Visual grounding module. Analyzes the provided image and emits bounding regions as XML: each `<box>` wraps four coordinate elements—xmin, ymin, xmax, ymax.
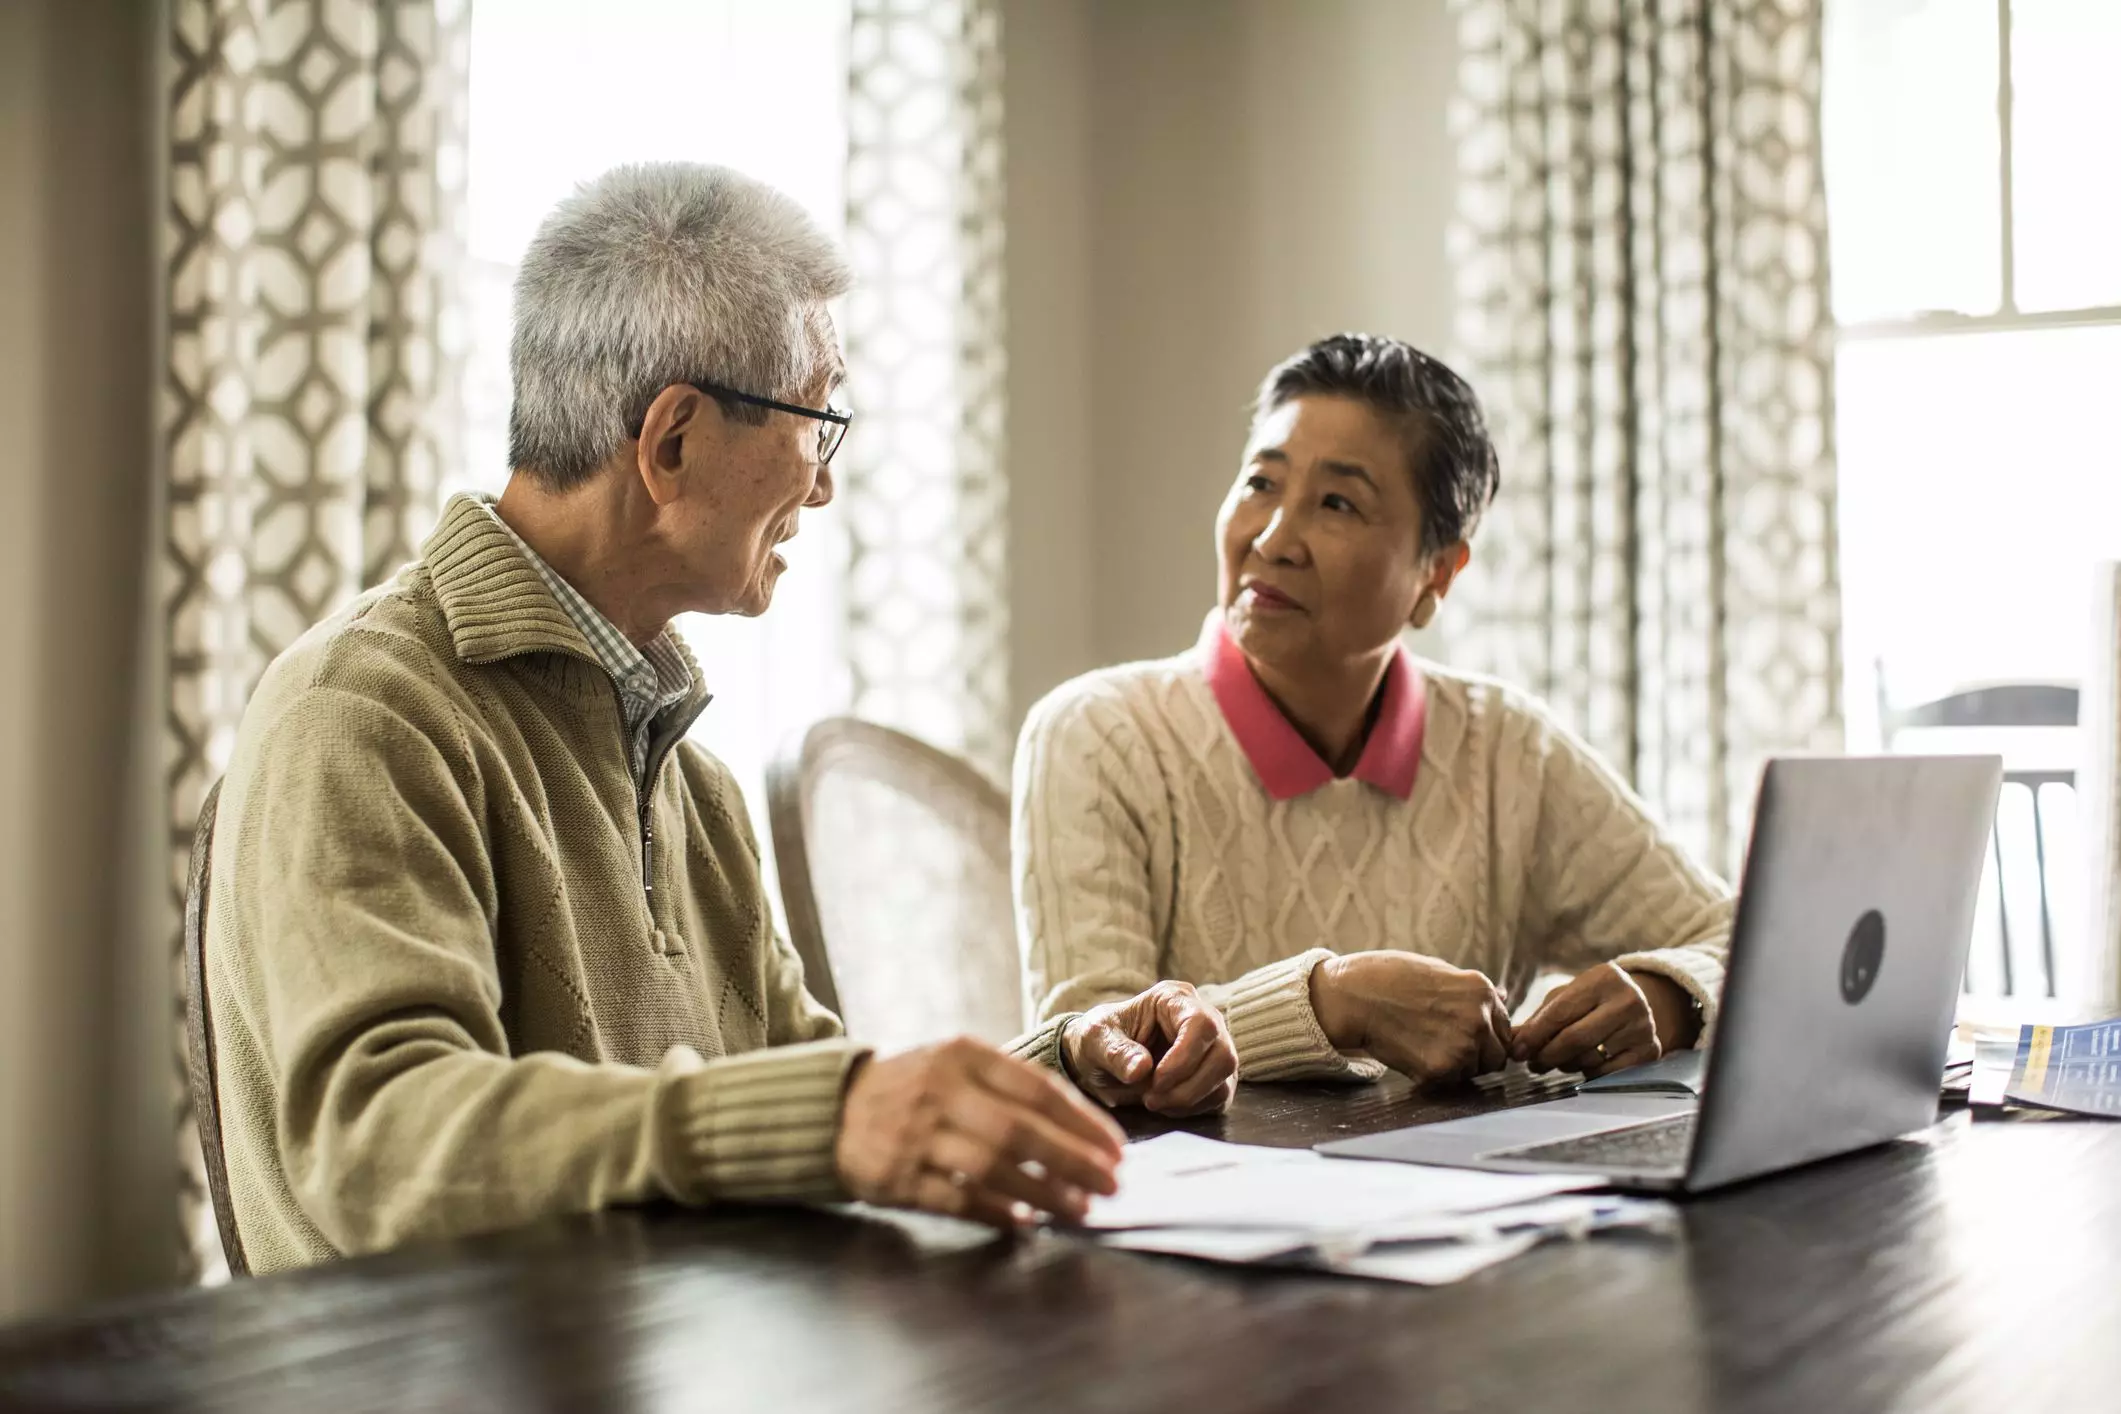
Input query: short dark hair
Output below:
<box><xmin>1253</xmin><ymin>333</ymin><xmax>1500</xmax><ymax>553</ymax></box>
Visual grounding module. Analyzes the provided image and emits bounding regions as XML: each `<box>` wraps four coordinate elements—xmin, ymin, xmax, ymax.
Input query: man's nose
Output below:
<box><xmin>806</xmin><ymin>464</ymin><xmax>835</xmax><ymax>509</ymax></box>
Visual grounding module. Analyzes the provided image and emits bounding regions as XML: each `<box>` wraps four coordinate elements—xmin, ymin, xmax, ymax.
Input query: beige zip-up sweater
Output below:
<box><xmin>212</xmin><ymin>497</ymin><xmax>866</xmax><ymax>1272</ymax></box>
<box><xmin>1014</xmin><ymin>642</ymin><xmax>1733</xmax><ymax>1082</ymax></box>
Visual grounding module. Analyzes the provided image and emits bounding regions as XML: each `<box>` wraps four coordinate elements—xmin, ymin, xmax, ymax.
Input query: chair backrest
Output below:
<box><xmin>767</xmin><ymin>719</ymin><xmax>1025</xmax><ymax>1052</ymax></box>
<box><xmin>1879</xmin><ymin>681</ymin><xmax>2082</xmax><ymax>999</ymax></box>
<box><xmin>182</xmin><ymin>779</ymin><xmax>248</xmax><ymax>1277</ymax></box>
<box><xmin>1879</xmin><ymin>681</ymin><xmax>2081</xmax><ymax>740</ymax></box>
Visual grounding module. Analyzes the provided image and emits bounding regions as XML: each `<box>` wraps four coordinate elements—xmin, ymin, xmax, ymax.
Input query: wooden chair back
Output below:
<box><xmin>767</xmin><ymin>719</ymin><xmax>1024</xmax><ymax>1051</ymax></box>
<box><xmin>182</xmin><ymin>779</ymin><xmax>248</xmax><ymax>1276</ymax></box>
<box><xmin>1880</xmin><ymin>681</ymin><xmax>2082</xmax><ymax>997</ymax></box>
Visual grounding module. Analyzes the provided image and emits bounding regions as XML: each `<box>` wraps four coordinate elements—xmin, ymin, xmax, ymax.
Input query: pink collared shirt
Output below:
<box><xmin>1198</xmin><ymin>610</ymin><xmax>1427</xmax><ymax>802</ymax></box>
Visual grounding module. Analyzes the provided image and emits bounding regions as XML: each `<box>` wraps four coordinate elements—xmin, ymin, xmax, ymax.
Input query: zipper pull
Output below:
<box><xmin>642</xmin><ymin>818</ymin><xmax>655</xmax><ymax>896</ymax></box>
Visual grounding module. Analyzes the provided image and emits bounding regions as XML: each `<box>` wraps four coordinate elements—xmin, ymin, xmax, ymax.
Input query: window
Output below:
<box><xmin>1826</xmin><ymin>0</ymin><xmax>2121</xmax><ymax>997</ymax></box>
<box><xmin>462</xmin><ymin>1</ymin><xmax>853</xmax><ymax>893</ymax></box>
<box><xmin>1828</xmin><ymin>0</ymin><xmax>2121</xmax><ymax>714</ymax></box>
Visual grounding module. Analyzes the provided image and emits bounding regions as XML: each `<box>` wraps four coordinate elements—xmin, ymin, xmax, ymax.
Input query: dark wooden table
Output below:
<box><xmin>3</xmin><ymin>1079</ymin><xmax>2116</xmax><ymax>1414</ymax></box>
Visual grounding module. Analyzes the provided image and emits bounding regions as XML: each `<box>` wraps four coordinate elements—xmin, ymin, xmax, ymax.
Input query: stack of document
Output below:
<box><xmin>1948</xmin><ymin>1014</ymin><xmax>2121</xmax><ymax>1111</ymax></box>
<box><xmin>1079</xmin><ymin>1133</ymin><xmax>1673</xmax><ymax>1286</ymax></box>
<box><xmin>1940</xmin><ymin>1030</ymin><xmax>2019</xmax><ymax>1108</ymax></box>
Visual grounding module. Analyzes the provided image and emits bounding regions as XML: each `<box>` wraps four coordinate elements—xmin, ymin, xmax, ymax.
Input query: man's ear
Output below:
<box><xmin>633</xmin><ymin>384</ymin><xmax>717</xmax><ymax>507</ymax></box>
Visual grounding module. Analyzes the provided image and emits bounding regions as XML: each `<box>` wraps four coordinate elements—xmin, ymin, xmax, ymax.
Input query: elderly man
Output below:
<box><xmin>209</xmin><ymin>163</ymin><xmax>1237</xmax><ymax>1274</ymax></box>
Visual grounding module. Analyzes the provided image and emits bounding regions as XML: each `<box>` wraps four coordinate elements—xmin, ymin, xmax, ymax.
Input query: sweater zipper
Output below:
<box><xmin>638</xmin><ymin>719</ymin><xmax>689</xmax><ymax>903</ymax></box>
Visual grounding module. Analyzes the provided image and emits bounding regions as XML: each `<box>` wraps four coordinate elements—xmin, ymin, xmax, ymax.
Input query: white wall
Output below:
<box><xmin>1001</xmin><ymin>0</ymin><xmax>1100</xmax><ymax>731</ymax></box>
<box><xmin>1004</xmin><ymin>0</ymin><xmax>1461</xmax><ymax>719</ymax></box>
<box><xmin>0</xmin><ymin>0</ymin><xmax>172</xmax><ymax>1321</ymax></box>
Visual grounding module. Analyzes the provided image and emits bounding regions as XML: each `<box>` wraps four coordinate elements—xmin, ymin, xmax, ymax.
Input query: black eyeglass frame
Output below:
<box><xmin>627</xmin><ymin>380</ymin><xmax>852</xmax><ymax>465</ymax></box>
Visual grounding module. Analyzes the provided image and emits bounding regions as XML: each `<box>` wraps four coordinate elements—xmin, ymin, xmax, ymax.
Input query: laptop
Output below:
<box><xmin>1316</xmin><ymin>755</ymin><xmax>2003</xmax><ymax>1194</ymax></box>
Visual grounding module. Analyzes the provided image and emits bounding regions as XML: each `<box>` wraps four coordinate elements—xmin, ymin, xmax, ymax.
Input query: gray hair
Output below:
<box><xmin>507</xmin><ymin>162</ymin><xmax>854</xmax><ymax>488</ymax></box>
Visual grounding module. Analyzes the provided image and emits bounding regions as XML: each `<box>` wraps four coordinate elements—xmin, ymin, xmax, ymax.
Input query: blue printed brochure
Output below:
<box><xmin>2003</xmin><ymin>1018</ymin><xmax>2121</xmax><ymax>1118</ymax></box>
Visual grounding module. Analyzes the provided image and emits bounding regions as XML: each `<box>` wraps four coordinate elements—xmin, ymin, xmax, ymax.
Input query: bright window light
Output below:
<box><xmin>1827</xmin><ymin>0</ymin><xmax>2121</xmax><ymax>1002</ymax></box>
<box><xmin>464</xmin><ymin>0</ymin><xmax>854</xmax><ymax>894</ymax></box>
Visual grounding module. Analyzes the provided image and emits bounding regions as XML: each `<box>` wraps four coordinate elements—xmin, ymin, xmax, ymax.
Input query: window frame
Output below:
<box><xmin>1837</xmin><ymin>0</ymin><xmax>2121</xmax><ymax>344</ymax></box>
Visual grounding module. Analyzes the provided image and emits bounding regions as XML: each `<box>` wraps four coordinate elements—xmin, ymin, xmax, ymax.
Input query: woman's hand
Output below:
<box><xmin>1062</xmin><ymin>981</ymin><xmax>1239</xmax><ymax>1117</ymax></box>
<box><xmin>1513</xmin><ymin>963</ymin><xmax>1696</xmax><ymax>1078</ymax></box>
<box><xmin>1308</xmin><ymin>951</ymin><xmax>1513</xmax><ymax>1086</ymax></box>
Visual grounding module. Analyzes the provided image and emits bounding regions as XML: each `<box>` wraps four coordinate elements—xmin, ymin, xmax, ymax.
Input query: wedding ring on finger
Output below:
<box><xmin>1595</xmin><ymin>1041</ymin><xmax>1609</xmax><ymax>1060</ymax></box>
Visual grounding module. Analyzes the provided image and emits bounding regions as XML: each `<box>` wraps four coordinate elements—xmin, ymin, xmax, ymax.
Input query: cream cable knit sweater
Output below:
<box><xmin>1013</xmin><ymin>644</ymin><xmax>1734</xmax><ymax>1082</ymax></box>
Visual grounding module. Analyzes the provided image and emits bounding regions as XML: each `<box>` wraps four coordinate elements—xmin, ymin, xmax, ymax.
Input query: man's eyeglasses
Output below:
<box><xmin>629</xmin><ymin>380</ymin><xmax>852</xmax><ymax>466</ymax></box>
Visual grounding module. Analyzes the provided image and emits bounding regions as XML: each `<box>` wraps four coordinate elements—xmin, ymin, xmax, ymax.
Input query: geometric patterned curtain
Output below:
<box><xmin>842</xmin><ymin>0</ymin><xmax>1010</xmax><ymax>779</ymax></box>
<box><xmin>164</xmin><ymin>0</ymin><xmax>471</xmax><ymax>1281</ymax></box>
<box><xmin>1444</xmin><ymin>0</ymin><xmax>1842</xmax><ymax>875</ymax></box>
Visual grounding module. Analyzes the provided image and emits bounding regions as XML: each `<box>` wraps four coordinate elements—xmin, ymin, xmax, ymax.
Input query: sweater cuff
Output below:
<box><xmin>1615</xmin><ymin>948</ymin><xmax>1726</xmax><ymax>1047</ymax></box>
<box><xmin>1003</xmin><ymin>1014</ymin><xmax>1077</xmax><ymax>1074</ymax></box>
<box><xmin>655</xmin><ymin>1039</ymin><xmax>868</xmax><ymax>1204</ymax></box>
<box><xmin>1211</xmin><ymin>949</ymin><xmax>1386</xmax><ymax>1084</ymax></box>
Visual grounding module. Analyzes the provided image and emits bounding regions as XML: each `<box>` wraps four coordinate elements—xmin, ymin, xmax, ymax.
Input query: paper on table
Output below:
<box><xmin>1097</xmin><ymin>1225</ymin><xmax>1318</xmax><ymax>1263</ymax></box>
<box><xmin>1104</xmin><ymin>1131</ymin><xmax>1312</xmax><ymax>1181</ymax></box>
<box><xmin>1321</xmin><ymin>1232</ymin><xmax>1545</xmax><ymax>1285</ymax></box>
<box><xmin>1971</xmin><ymin>1039</ymin><xmax>2018</xmax><ymax>1107</ymax></box>
<box><xmin>1095</xmin><ymin>1193</ymin><xmax>1673</xmax><ymax>1267</ymax></box>
<box><xmin>1084</xmin><ymin>1133</ymin><xmax>1600</xmax><ymax>1232</ymax></box>
<box><xmin>1309</xmin><ymin>1192</ymin><xmax>1668</xmax><ymax>1255</ymax></box>
<box><xmin>1098</xmin><ymin>1225</ymin><xmax>1545</xmax><ymax>1283</ymax></box>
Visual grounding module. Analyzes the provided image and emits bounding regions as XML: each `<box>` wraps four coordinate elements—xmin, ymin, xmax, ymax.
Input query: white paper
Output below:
<box><xmin>1096</xmin><ymin>1225</ymin><xmax>1319</xmax><ymax>1263</ymax></box>
<box><xmin>1084</xmin><ymin>1133</ymin><xmax>1600</xmax><ymax>1232</ymax></box>
<box><xmin>1094</xmin><ymin>1193</ymin><xmax>1674</xmax><ymax>1269</ymax></box>
<box><xmin>1322</xmin><ymin>1198</ymin><xmax>1676</xmax><ymax>1284</ymax></box>
<box><xmin>1307</xmin><ymin>1192</ymin><xmax>1662</xmax><ymax>1255</ymax></box>
<box><xmin>1971</xmin><ymin>1038</ymin><xmax>2018</xmax><ymax>1107</ymax></box>
<box><xmin>1318</xmin><ymin>1232</ymin><xmax>1545</xmax><ymax>1285</ymax></box>
<box><xmin>1105</xmin><ymin>1131</ymin><xmax>1314</xmax><ymax>1181</ymax></box>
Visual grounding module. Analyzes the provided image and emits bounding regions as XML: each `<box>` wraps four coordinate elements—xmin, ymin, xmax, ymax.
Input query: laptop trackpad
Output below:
<box><xmin>1318</xmin><ymin>1094</ymin><xmax>1696</xmax><ymax>1165</ymax></box>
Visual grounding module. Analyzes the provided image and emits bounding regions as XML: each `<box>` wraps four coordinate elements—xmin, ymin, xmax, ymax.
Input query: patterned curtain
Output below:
<box><xmin>165</xmin><ymin>0</ymin><xmax>471</xmax><ymax>1281</ymax></box>
<box><xmin>843</xmin><ymin>0</ymin><xmax>1010</xmax><ymax>778</ymax></box>
<box><xmin>1444</xmin><ymin>0</ymin><xmax>1841</xmax><ymax>874</ymax></box>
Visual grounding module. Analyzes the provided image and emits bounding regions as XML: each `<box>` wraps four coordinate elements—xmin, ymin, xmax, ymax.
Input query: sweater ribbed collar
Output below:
<box><xmin>424</xmin><ymin>492</ymin><xmax>601</xmax><ymax>666</ymax></box>
<box><xmin>419</xmin><ymin>495</ymin><xmax>711</xmax><ymax>730</ymax></box>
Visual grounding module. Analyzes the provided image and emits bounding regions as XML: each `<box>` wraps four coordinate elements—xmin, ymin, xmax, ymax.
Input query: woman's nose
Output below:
<box><xmin>1253</xmin><ymin>506</ymin><xmax>1306</xmax><ymax>564</ymax></box>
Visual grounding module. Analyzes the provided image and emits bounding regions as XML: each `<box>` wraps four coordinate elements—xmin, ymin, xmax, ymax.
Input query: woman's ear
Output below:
<box><xmin>1408</xmin><ymin>542</ymin><xmax>1472</xmax><ymax>629</ymax></box>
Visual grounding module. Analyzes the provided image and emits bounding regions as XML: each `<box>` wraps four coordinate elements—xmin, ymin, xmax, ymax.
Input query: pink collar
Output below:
<box><xmin>1198</xmin><ymin>611</ymin><xmax>1426</xmax><ymax>802</ymax></box>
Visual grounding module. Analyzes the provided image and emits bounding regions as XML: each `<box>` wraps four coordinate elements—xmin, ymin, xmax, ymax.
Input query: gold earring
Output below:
<box><xmin>1411</xmin><ymin>591</ymin><xmax>1440</xmax><ymax>630</ymax></box>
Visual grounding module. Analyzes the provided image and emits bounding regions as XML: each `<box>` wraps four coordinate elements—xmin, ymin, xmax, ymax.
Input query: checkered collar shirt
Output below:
<box><xmin>477</xmin><ymin>498</ymin><xmax>699</xmax><ymax>788</ymax></box>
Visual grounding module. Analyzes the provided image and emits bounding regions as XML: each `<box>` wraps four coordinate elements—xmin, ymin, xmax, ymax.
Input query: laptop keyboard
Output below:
<box><xmin>1489</xmin><ymin>1113</ymin><xmax>1698</xmax><ymax>1172</ymax></box>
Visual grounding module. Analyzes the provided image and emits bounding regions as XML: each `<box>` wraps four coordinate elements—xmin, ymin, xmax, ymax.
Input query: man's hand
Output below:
<box><xmin>1513</xmin><ymin>963</ymin><xmax>1696</xmax><ymax>1078</ymax></box>
<box><xmin>834</xmin><ymin>1037</ymin><xmax>1125</xmax><ymax>1228</ymax></box>
<box><xmin>1061</xmin><ymin>981</ymin><xmax>1239</xmax><ymax>1117</ymax></box>
<box><xmin>1308</xmin><ymin>951</ymin><xmax>1513</xmax><ymax>1086</ymax></box>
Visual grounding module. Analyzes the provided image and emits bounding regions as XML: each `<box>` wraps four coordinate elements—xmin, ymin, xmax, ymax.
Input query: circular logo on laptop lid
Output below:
<box><xmin>1841</xmin><ymin>910</ymin><xmax>1886</xmax><ymax>1004</ymax></box>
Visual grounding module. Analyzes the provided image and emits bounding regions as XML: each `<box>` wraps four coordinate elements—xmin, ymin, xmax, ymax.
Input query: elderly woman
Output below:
<box><xmin>1015</xmin><ymin>334</ymin><xmax>1731</xmax><ymax>1088</ymax></box>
